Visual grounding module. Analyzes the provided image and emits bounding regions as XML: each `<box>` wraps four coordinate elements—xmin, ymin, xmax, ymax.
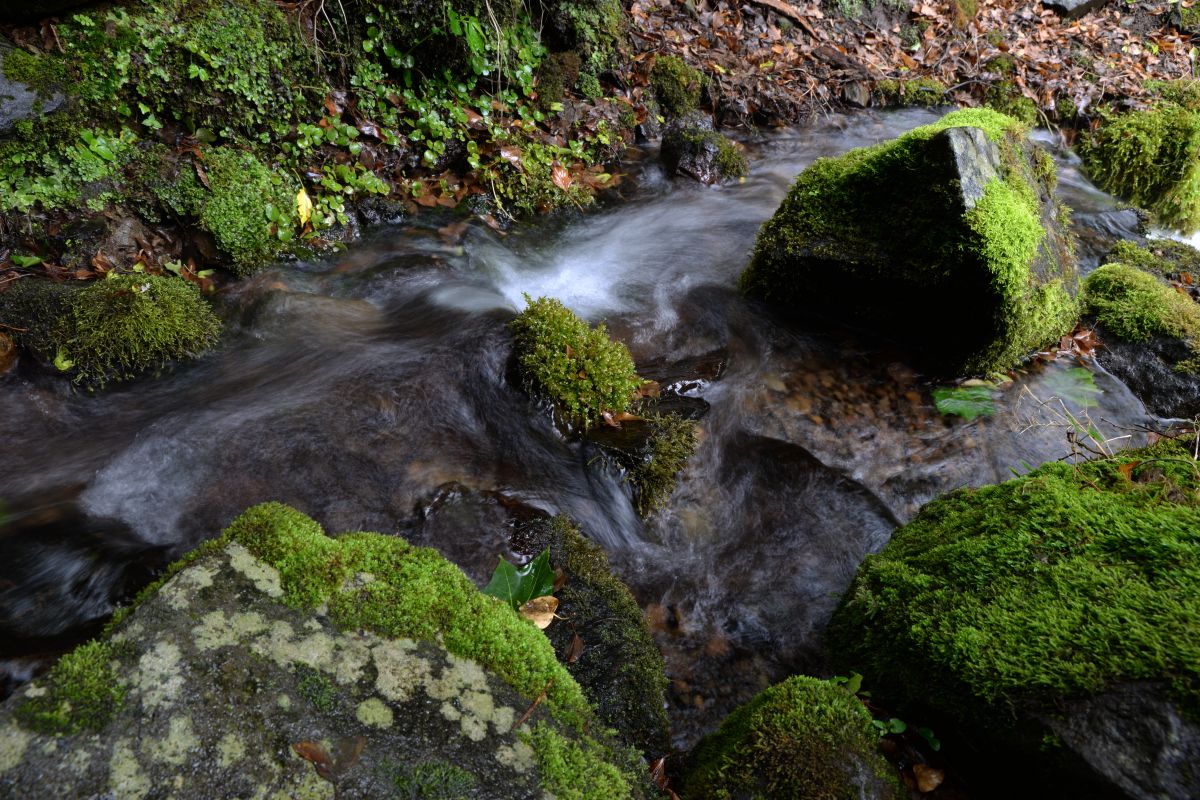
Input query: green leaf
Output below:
<box><xmin>53</xmin><ymin>349</ymin><xmax>75</xmax><ymax>372</ymax></box>
<box><xmin>933</xmin><ymin>384</ymin><xmax>997</xmax><ymax>420</ymax></box>
<box><xmin>482</xmin><ymin>548</ymin><xmax>554</xmax><ymax>611</ymax></box>
<box><xmin>1041</xmin><ymin>366</ymin><xmax>1102</xmax><ymax>410</ymax></box>
<box><xmin>10</xmin><ymin>254</ymin><xmax>43</xmax><ymax>267</ymax></box>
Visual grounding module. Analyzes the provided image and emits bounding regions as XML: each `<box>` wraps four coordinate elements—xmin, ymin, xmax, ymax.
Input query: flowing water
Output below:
<box><xmin>0</xmin><ymin>108</ymin><xmax>1167</xmax><ymax>748</ymax></box>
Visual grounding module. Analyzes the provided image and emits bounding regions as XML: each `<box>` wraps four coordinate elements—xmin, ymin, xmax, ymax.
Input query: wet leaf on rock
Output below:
<box><xmin>1042</xmin><ymin>366</ymin><xmax>1102</xmax><ymax>410</ymax></box>
<box><xmin>519</xmin><ymin>595</ymin><xmax>559</xmax><ymax>629</ymax></box>
<box><xmin>483</xmin><ymin>548</ymin><xmax>554</xmax><ymax>610</ymax></box>
<box><xmin>565</xmin><ymin>632</ymin><xmax>584</xmax><ymax>663</ymax></box>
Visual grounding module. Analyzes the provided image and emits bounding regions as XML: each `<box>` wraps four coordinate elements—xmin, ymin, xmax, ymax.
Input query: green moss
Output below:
<box><xmin>295</xmin><ymin>663</ymin><xmax>337</xmax><ymax>714</ymax></box>
<box><xmin>198</xmin><ymin>147</ymin><xmax>293</xmax><ymax>275</ymax></box>
<box><xmin>536</xmin><ymin>516</ymin><xmax>669</xmax><ymax>753</ymax></box>
<box><xmin>544</xmin><ymin>0</ymin><xmax>626</xmax><ymax>93</ymax></box>
<box><xmin>677</xmin><ymin>675</ymin><xmax>900</xmax><ymax>800</ymax></box>
<box><xmin>829</xmin><ymin>437</ymin><xmax>1200</xmax><ymax>723</ymax></box>
<box><xmin>742</xmin><ymin>108</ymin><xmax>1077</xmax><ymax>375</ymax></box>
<box><xmin>1084</xmin><ymin>262</ymin><xmax>1200</xmax><ymax>370</ymax></box>
<box><xmin>1106</xmin><ymin>238</ymin><xmax>1200</xmax><ymax>278</ymax></box>
<box><xmin>651</xmin><ymin>56</ymin><xmax>704</xmax><ymax>118</ymax></box>
<box><xmin>390</xmin><ymin>760</ymin><xmax>478</xmax><ymax>799</ymax></box>
<box><xmin>0</xmin><ymin>279</ymin><xmax>73</xmax><ymax>361</ymax></box>
<box><xmin>1079</xmin><ymin>95</ymin><xmax>1200</xmax><ymax>233</ymax></box>
<box><xmin>628</xmin><ymin>413</ymin><xmax>698</xmax><ymax>516</ymax></box>
<box><xmin>537</xmin><ymin>51</ymin><xmax>582</xmax><ymax>108</ymax></box>
<box><xmin>510</xmin><ymin>296</ymin><xmax>641</xmax><ymax>428</ymax></box>
<box><xmin>222</xmin><ymin>502</ymin><xmax>594</xmax><ymax>729</ymax></box>
<box><xmin>523</xmin><ymin>722</ymin><xmax>632</xmax><ymax>800</ymax></box>
<box><xmin>985</xmin><ymin>83</ymin><xmax>1039</xmax><ymax>126</ymax></box>
<box><xmin>874</xmin><ymin>77</ymin><xmax>947</xmax><ymax>108</ymax></box>
<box><xmin>59</xmin><ymin>274</ymin><xmax>221</xmax><ymax>388</ymax></box>
<box><xmin>2</xmin><ymin>47</ymin><xmax>68</xmax><ymax>96</ymax></box>
<box><xmin>14</xmin><ymin>641</ymin><xmax>125</xmax><ymax>734</ymax></box>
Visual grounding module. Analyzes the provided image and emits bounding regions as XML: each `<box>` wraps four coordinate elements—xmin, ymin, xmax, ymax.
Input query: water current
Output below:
<box><xmin>0</xmin><ymin>108</ymin><xmax>1172</xmax><ymax>748</ymax></box>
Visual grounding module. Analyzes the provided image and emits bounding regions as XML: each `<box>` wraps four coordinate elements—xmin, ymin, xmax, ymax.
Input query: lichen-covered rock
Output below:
<box><xmin>660</xmin><ymin>114</ymin><xmax>747</xmax><ymax>184</ymax></box>
<box><xmin>0</xmin><ymin>503</ymin><xmax>651</xmax><ymax>800</ymax></box>
<box><xmin>676</xmin><ymin>675</ymin><xmax>901</xmax><ymax>800</ymax></box>
<box><xmin>1084</xmin><ymin>240</ymin><xmax>1200</xmax><ymax>419</ymax></box>
<box><xmin>828</xmin><ymin>438</ymin><xmax>1200</xmax><ymax>799</ymax></box>
<box><xmin>1079</xmin><ymin>83</ymin><xmax>1200</xmax><ymax>234</ymax></box>
<box><xmin>741</xmin><ymin>108</ymin><xmax>1079</xmax><ymax>376</ymax></box>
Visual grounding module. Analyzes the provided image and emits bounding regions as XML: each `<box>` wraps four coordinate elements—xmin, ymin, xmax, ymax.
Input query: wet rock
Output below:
<box><xmin>0</xmin><ymin>37</ymin><xmax>64</xmax><ymax>137</ymax></box>
<box><xmin>660</xmin><ymin>113</ymin><xmax>747</xmax><ymax>185</ymax></box>
<box><xmin>1095</xmin><ymin>332</ymin><xmax>1200</xmax><ymax>419</ymax></box>
<box><xmin>742</xmin><ymin>108</ymin><xmax>1079</xmax><ymax>376</ymax></box>
<box><xmin>0</xmin><ymin>332</ymin><xmax>15</xmax><ymax>375</ymax></box>
<box><xmin>829</xmin><ymin>438</ymin><xmax>1200</xmax><ymax>800</ymax></box>
<box><xmin>1041</xmin><ymin>0</ymin><xmax>1109</xmax><ymax>19</ymax></box>
<box><xmin>0</xmin><ymin>503</ymin><xmax>653</xmax><ymax>800</ymax></box>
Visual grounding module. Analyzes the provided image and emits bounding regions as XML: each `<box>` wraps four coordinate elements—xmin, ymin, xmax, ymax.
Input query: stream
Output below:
<box><xmin>0</xmin><ymin>108</ymin><xmax>1167</xmax><ymax>749</ymax></box>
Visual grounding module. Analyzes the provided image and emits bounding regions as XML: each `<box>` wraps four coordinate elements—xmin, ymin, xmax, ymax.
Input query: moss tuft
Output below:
<box><xmin>650</xmin><ymin>55</ymin><xmax>704</xmax><ymax>118</ymax></box>
<box><xmin>14</xmin><ymin>641</ymin><xmax>125</xmax><ymax>734</ymax></box>
<box><xmin>2</xmin><ymin>46</ymin><xmax>68</xmax><ymax>96</ymax></box>
<box><xmin>985</xmin><ymin>82</ymin><xmax>1039</xmax><ymax>126</ymax></box>
<box><xmin>1084</xmin><ymin>262</ymin><xmax>1200</xmax><ymax>370</ymax></box>
<box><xmin>1106</xmin><ymin>238</ymin><xmax>1200</xmax><ymax>278</ymax></box>
<box><xmin>523</xmin><ymin>721</ymin><xmax>632</xmax><ymax>800</ymax></box>
<box><xmin>510</xmin><ymin>295</ymin><xmax>642</xmax><ymax>428</ymax></box>
<box><xmin>1079</xmin><ymin>92</ymin><xmax>1200</xmax><ymax>233</ymax></box>
<box><xmin>390</xmin><ymin>760</ymin><xmax>478</xmax><ymax>799</ymax></box>
<box><xmin>628</xmin><ymin>413</ymin><xmax>698</xmax><ymax>516</ymax></box>
<box><xmin>60</xmin><ymin>274</ymin><xmax>222</xmax><ymax>388</ymax></box>
<box><xmin>295</xmin><ymin>663</ymin><xmax>337</xmax><ymax>714</ymax></box>
<box><xmin>677</xmin><ymin>675</ymin><xmax>900</xmax><ymax>800</ymax></box>
<box><xmin>874</xmin><ymin>77</ymin><xmax>947</xmax><ymax>108</ymax></box>
<box><xmin>198</xmin><ymin>147</ymin><xmax>294</xmax><ymax>275</ymax></box>
<box><xmin>829</xmin><ymin>437</ymin><xmax>1200</xmax><ymax>722</ymax></box>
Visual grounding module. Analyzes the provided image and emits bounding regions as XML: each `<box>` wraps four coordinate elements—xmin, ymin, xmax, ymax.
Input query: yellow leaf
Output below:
<box><xmin>296</xmin><ymin>188</ymin><xmax>313</xmax><ymax>226</ymax></box>
<box><xmin>519</xmin><ymin>596</ymin><xmax>559</xmax><ymax>629</ymax></box>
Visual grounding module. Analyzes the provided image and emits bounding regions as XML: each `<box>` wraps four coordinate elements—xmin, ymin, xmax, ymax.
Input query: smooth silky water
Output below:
<box><xmin>0</xmin><ymin>108</ymin><xmax>1166</xmax><ymax>746</ymax></box>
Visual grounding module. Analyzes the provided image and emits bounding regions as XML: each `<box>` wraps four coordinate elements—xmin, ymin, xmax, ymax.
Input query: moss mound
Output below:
<box><xmin>741</xmin><ymin>108</ymin><xmax>1078</xmax><ymax>375</ymax></box>
<box><xmin>660</xmin><ymin>124</ymin><xmax>747</xmax><ymax>183</ymax></box>
<box><xmin>677</xmin><ymin>675</ymin><xmax>900</xmax><ymax>800</ymax></box>
<box><xmin>1085</xmin><ymin>263</ymin><xmax>1200</xmax><ymax>348</ymax></box>
<box><xmin>1079</xmin><ymin>90</ymin><xmax>1200</xmax><ymax>234</ymax></box>
<box><xmin>197</xmin><ymin>147</ymin><xmax>295</xmax><ymax>274</ymax></box>
<box><xmin>651</xmin><ymin>55</ymin><xmax>704</xmax><ymax>118</ymax></box>
<box><xmin>829</xmin><ymin>437</ymin><xmax>1200</xmax><ymax>724</ymax></box>
<box><xmin>628</xmin><ymin>413</ymin><xmax>698</xmax><ymax>516</ymax></box>
<box><xmin>511</xmin><ymin>295</ymin><xmax>641</xmax><ymax>428</ymax></box>
<box><xmin>13</xmin><ymin>641</ymin><xmax>124</xmax><ymax>735</ymax></box>
<box><xmin>874</xmin><ymin>77</ymin><xmax>947</xmax><ymax>107</ymax></box>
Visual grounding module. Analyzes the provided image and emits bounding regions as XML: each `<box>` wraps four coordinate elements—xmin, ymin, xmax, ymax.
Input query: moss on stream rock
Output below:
<box><xmin>0</xmin><ymin>502</ymin><xmax>652</xmax><ymax>799</ymax></box>
<box><xmin>676</xmin><ymin>675</ymin><xmax>901</xmax><ymax>800</ymax></box>
<box><xmin>741</xmin><ymin>108</ymin><xmax>1078</xmax><ymax>376</ymax></box>
<box><xmin>1079</xmin><ymin>84</ymin><xmax>1200</xmax><ymax>234</ymax></box>
<box><xmin>828</xmin><ymin>437</ymin><xmax>1200</xmax><ymax>798</ymax></box>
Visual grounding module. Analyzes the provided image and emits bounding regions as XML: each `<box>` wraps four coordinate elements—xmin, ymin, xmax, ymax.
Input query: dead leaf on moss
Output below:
<box><xmin>520</xmin><ymin>595</ymin><xmax>559</xmax><ymax>629</ymax></box>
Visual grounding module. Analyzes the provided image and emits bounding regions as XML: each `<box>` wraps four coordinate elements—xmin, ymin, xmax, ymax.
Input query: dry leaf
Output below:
<box><xmin>566</xmin><ymin>633</ymin><xmax>584</xmax><ymax>664</ymax></box>
<box><xmin>913</xmin><ymin>763</ymin><xmax>944</xmax><ymax>792</ymax></box>
<box><xmin>519</xmin><ymin>595</ymin><xmax>559</xmax><ymax>629</ymax></box>
<box><xmin>1118</xmin><ymin>461</ymin><xmax>1140</xmax><ymax>480</ymax></box>
<box><xmin>296</xmin><ymin>188</ymin><xmax>313</xmax><ymax>226</ymax></box>
<box><xmin>551</xmin><ymin>162</ymin><xmax>572</xmax><ymax>191</ymax></box>
<box><xmin>499</xmin><ymin>145</ymin><xmax>523</xmax><ymax>168</ymax></box>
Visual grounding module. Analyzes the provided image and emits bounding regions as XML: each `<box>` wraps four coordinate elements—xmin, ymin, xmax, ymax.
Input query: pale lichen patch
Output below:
<box><xmin>38</xmin><ymin>739</ymin><xmax>58</xmax><ymax>756</ymax></box>
<box><xmin>194</xmin><ymin>609</ymin><xmax>269</xmax><ymax>651</ymax></box>
<box><xmin>227</xmin><ymin>541</ymin><xmax>284</xmax><ymax>598</ymax></box>
<box><xmin>495</xmin><ymin>740</ymin><xmax>537</xmax><ymax>774</ymax></box>
<box><xmin>0</xmin><ymin>722</ymin><xmax>31</xmax><ymax>772</ymax></box>
<box><xmin>355</xmin><ymin>697</ymin><xmax>394</xmax><ymax>728</ymax></box>
<box><xmin>134</xmin><ymin>640</ymin><xmax>184</xmax><ymax>711</ymax></box>
<box><xmin>428</xmin><ymin>654</ymin><xmax>510</xmax><ymax>740</ymax></box>
<box><xmin>277</xmin><ymin>694</ymin><xmax>292</xmax><ymax>710</ymax></box>
<box><xmin>372</xmin><ymin>639</ymin><xmax>429</xmax><ymax>703</ymax></box>
<box><xmin>162</xmin><ymin>562</ymin><xmax>216</xmax><ymax>611</ymax></box>
<box><xmin>149</xmin><ymin>716</ymin><xmax>199</xmax><ymax>766</ymax></box>
<box><xmin>217</xmin><ymin>732</ymin><xmax>246</xmax><ymax>769</ymax></box>
<box><xmin>108</xmin><ymin>741</ymin><xmax>151</xmax><ymax>800</ymax></box>
<box><xmin>65</xmin><ymin>747</ymin><xmax>92</xmax><ymax>776</ymax></box>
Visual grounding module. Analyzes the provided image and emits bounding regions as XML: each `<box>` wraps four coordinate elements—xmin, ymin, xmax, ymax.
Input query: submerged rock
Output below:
<box><xmin>676</xmin><ymin>675</ymin><xmax>901</xmax><ymax>800</ymax></box>
<box><xmin>0</xmin><ymin>503</ymin><xmax>652</xmax><ymax>799</ymax></box>
<box><xmin>741</xmin><ymin>108</ymin><xmax>1079</xmax><ymax>376</ymax></box>
<box><xmin>828</xmin><ymin>438</ymin><xmax>1200</xmax><ymax>800</ymax></box>
<box><xmin>1085</xmin><ymin>240</ymin><xmax>1200</xmax><ymax>419</ymax></box>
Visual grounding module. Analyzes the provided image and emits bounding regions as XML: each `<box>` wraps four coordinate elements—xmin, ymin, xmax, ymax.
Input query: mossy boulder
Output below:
<box><xmin>1079</xmin><ymin>86</ymin><xmax>1200</xmax><ymax>234</ymax></box>
<box><xmin>0</xmin><ymin>273</ymin><xmax>220</xmax><ymax>388</ymax></box>
<box><xmin>828</xmin><ymin>438</ymin><xmax>1200</xmax><ymax>799</ymax></box>
<box><xmin>660</xmin><ymin>115</ymin><xmax>747</xmax><ymax>184</ymax></box>
<box><xmin>676</xmin><ymin>675</ymin><xmax>901</xmax><ymax>800</ymax></box>
<box><xmin>0</xmin><ymin>36</ymin><xmax>65</xmax><ymax>136</ymax></box>
<box><xmin>651</xmin><ymin>55</ymin><xmax>704</xmax><ymax>119</ymax></box>
<box><xmin>741</xmin><ymin>108</ymin><xmax>1079</xmax><ymax>376</ymax></box>
<box><xmin>1083</xmin><ymin>241</ymin><xmax>1200</xmax><ymax>419</ymax></box>
<box><xmin>873</xmin><ymin>77</ymin><xmax>947</xmax><ymax>108</ymax></box>
<box><xmin>519</xmin><ymin>516</ymin><xmax>670</xmax><ymax>756</ymax></box>
<box><xmin>0</xmin><ymin>503</ymin><xmax>652</xmax><ymax>799</ymax></box>
<box><xmin>510</xmin><ymin>295</ymin><xmax>642</xmax><ymax>429</ymax></box>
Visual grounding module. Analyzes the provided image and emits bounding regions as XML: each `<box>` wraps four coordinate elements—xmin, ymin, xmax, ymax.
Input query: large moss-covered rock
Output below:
<box><xmin>676</xmin><ymin>675</ymin><xmax>901</xmax><ymax>800</ymax></box>
<box><xmin>741</xmin><ymin>108</ymin><xmax>1079</xmax><ymax>376</ymax></box>
<box><xmin>1084</xmin><ymin>240</ymin><xmax>1200</xmax><ymax>419</ymax></box>
<box><xmin>0</xmin><ymin>503</ymin><xmax>651</xmax><ymax>800</ymax></box>
<box><xmin>828</xmin><ymin>438</ymin><xmax>1200</xmax><ymax>799</ymax></box>
<box><xmin>1079</xmin><ymin>83</ymin><xmax>1200</xmax><ymax>235</ymax></box>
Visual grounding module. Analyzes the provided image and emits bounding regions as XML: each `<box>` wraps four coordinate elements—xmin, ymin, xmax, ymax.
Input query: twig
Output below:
<box><xmin>742</xmin><ymin>0</ymin><xmax>820</xmax><ymax>40</ymax></box>
<box><xmin>511</xmin><ymin>677</ymin><xmax>554</xmax><ymax>731</ymax></box>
